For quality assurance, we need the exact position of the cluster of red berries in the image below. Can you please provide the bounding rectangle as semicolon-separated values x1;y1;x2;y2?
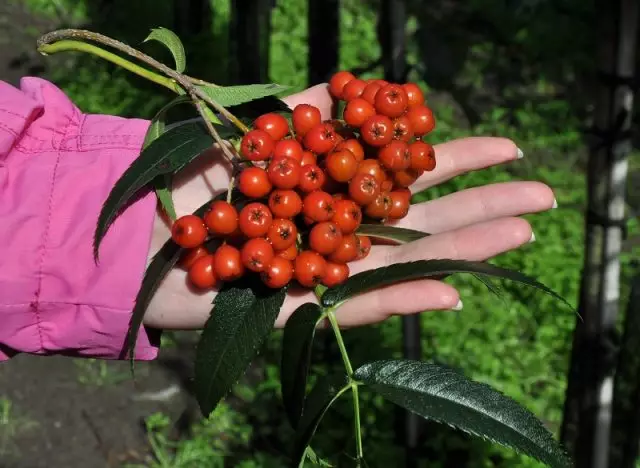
170;71;436;291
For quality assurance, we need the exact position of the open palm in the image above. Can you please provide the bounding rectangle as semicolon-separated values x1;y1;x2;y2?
142;84;556;330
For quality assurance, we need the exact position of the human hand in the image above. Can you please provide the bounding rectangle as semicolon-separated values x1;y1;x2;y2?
142;84;556;330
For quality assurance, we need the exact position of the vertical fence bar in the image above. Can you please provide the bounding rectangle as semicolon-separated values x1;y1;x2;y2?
230;0;273;84
308;0;340;85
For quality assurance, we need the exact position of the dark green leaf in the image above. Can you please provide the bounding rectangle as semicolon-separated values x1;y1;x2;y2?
144;27;186;73
143;119;165;148
302;447;333;467
198;83;290;107
119;200;212;371
281;303;325;428
154;175;177;221
356;224;429;244
195;281;286;417
94;122;238;258
230;96;293;122
321;259;570;309
292;374;349;467
354;360;572;468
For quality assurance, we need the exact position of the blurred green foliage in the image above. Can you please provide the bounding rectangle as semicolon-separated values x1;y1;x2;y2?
18;0;640;466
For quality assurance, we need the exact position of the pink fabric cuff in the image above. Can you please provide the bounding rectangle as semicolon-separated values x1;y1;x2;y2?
0;77;159;361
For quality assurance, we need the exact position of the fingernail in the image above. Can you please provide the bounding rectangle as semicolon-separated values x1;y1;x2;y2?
516;147;524;159
552;198;558;209
452;299;463;311
529;232;536;243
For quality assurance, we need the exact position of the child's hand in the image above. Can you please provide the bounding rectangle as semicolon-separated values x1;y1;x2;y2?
142;85;555;330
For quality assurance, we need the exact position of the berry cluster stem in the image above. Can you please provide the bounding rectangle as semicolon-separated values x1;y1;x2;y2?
37;29;250;135
326;308;364;461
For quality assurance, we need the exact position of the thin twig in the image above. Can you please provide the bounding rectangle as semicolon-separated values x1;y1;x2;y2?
193;100;241;169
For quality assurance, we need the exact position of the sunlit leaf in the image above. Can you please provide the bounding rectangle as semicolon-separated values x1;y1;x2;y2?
356;224;429;244
144;27;186;73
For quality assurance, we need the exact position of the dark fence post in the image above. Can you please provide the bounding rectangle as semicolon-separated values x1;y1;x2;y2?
230;0;273;84
560;0;638;466
378;1;418;467
308;0;340;85
609;267;640;467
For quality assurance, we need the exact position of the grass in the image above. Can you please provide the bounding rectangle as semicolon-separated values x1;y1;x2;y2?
0;397;37;459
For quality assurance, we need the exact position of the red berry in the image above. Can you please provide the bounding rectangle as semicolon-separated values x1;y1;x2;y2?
378;141;411;172
356;235;372;260
267;156;301;189
292;104;322;137
403;83;425;108
254;113;289;141
342;79;367;101
241;237;274;272
238;166;272;198
323;262;350;287
409;141;436;171
392;115;414;142
332;199;362;234
267;218;298;251
188;254;217;289
240;129;274;161
171;215;207;248
298;164;326;193
329;71;356;99
374;84;408;118
179;245;209;270
406;105;436;136
326;149;358;182
335;139;365;162
361;81;383;105
300;150;317;166
365;193;393;219
204;201;238;236
238;203;273;238
343;97;376;128
276;244;298;261
349;173;380;206
389;190;411;219
302;191;335;222
294;251;327;287
214;244;244;281
356;159;386;185
303;123;338;154
329;233;359;263
393;168;423;188
360;115;394;147
268;189;302;218
309;221;343;255
261;256;294;288
273;139;304;162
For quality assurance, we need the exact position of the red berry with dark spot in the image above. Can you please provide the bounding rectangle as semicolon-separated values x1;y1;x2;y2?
294;250;327;287
242;237;274;272
240;129;274;161
378;141;411;172
332;199;362;234
329;233;359;263
356;235;372;260
302;191;334;222
268;189;302;218
238;166;272;198
171;215;207;248
392;115;414;142
309;221;343;255
326;149;358;182
298;164;326;193
360;115;394;147
365;192;393;219
254;113;289;141
204;201;238;236
267;156;301;189
349;173;380;206
261;256;293;288
238;203;273;238
267;218;298;251
409;141;436;171
303;123;339;154
335;139;365;162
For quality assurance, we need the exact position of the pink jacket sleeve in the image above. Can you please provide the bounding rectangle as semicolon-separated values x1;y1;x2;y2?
0;77;160;361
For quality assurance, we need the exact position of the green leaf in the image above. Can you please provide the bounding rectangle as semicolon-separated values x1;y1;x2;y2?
302;446;333;467
197;83;290;108
194;281;287;417
356;224;429;244
321;259;570;309
144;27;186;73
354;360;572;468
143;119;165;148
93;121;238;259
292;374;350;467
154;175;177;221
119;199;212;370
281;303;325;428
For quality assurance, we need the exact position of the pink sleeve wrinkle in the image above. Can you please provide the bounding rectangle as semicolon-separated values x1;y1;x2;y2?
0;77;160;361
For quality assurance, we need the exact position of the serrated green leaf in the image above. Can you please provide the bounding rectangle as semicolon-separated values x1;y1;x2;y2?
119;199;213;371
302;446;333;467
197;83;290;108
154;175;177;221
281;303;325;428
356;224;429;244
321;259;570;309
354;360;572;468
292;374;350;467
195;281;286;417
94;121;239;259
144;27;186;73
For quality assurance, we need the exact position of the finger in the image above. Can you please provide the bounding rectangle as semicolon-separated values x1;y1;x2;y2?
393;181;556;234
412;137;522;192
282;83;334;120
